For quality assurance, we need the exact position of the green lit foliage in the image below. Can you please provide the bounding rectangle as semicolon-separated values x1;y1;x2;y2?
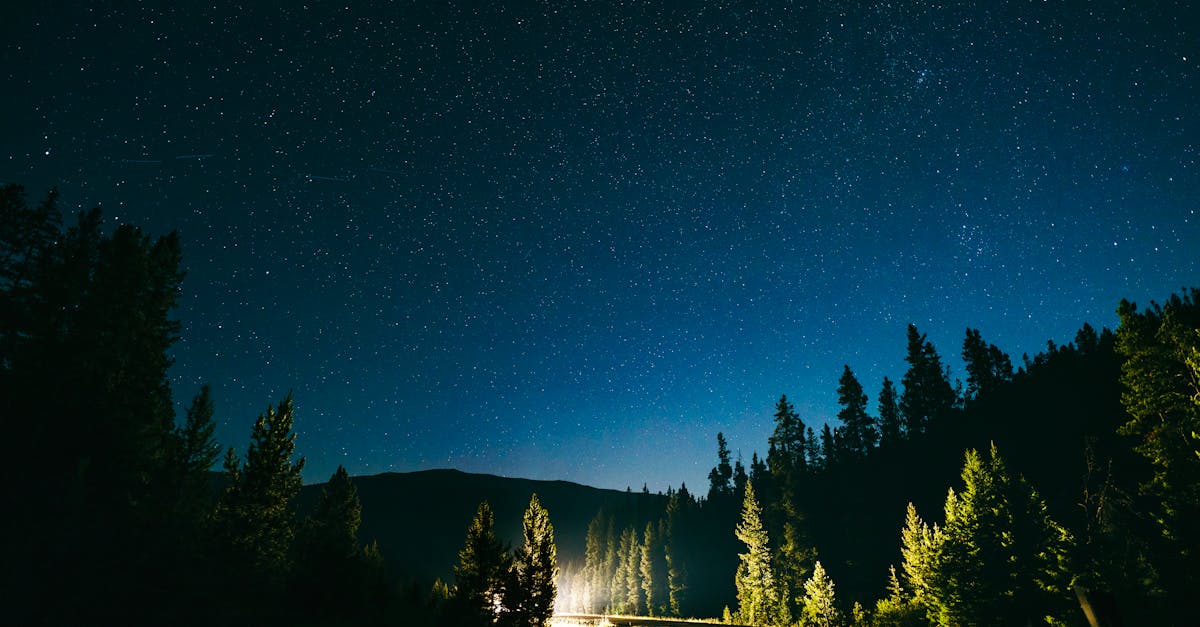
798;561;841;627
1115;290;1200;596
905;446;1073;626
870;565;924;627
504;493;559;627
214;394;306;581
734;482;787;626
616;526;643;614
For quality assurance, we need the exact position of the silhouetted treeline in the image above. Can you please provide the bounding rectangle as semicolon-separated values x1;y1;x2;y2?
1;185;432;626
7;184;1197;625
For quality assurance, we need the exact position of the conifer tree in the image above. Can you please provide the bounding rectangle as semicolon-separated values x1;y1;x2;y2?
897;502;939;609
797;561;840;627
961;328;1014;402
708;432;734;501
925;446;1072;625
734;482;786;626
733;455;749;499
750;452;767;486
214;394;306;581
165;385;221;526
818;424;836;468
1115;290;1200;601
768;394;807;481
877;377;902;447
664;488;691;616
835;365;876;457
899;324;957;435
583;512;610;613
640;521;669;616
296;465;371;617
504;494;558;627
454;501;510;625
618;526;643;614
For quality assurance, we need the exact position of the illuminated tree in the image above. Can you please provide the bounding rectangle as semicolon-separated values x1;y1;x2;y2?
734;482;787;626
618;526;643;614
454;501;510;625
925;446;1072;625
797;561;840;627
504;494;558;627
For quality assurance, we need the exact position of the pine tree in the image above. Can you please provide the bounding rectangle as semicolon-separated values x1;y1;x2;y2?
961;328;1014;402
618;526;643;614
1115;290;1200;602
750;452;767;486
898;502;939;610
872;564;924;626
584;512;610;613
926;446;1072;625
708;432;734;501
214;394;306;581
454;501;510;625
640;521;669;616
296;465;371;617
835;365;876;458
164;385;221;526
733;455;749;499
818;424;836;468
899;324;957;435
877;377;902;447
797;561;840;627
504;494;558;627
665;488;691;616
768;394;807;481
734;482;786;626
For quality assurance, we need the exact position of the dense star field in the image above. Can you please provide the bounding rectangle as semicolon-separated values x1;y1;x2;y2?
2;2;1195;491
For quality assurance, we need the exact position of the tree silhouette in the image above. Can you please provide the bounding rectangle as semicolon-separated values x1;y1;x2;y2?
453;501;510;625
836;365;876;458
214;394;306;582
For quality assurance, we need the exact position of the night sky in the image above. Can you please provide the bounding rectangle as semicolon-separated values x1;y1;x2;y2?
2;2;1196;492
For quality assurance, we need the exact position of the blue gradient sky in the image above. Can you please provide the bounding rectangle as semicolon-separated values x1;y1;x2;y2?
3;1;1196;491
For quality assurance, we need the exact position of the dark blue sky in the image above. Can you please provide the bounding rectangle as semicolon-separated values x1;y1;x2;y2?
3;1;1196;492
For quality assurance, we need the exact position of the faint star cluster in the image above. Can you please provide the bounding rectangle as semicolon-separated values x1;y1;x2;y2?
2;1;1196;491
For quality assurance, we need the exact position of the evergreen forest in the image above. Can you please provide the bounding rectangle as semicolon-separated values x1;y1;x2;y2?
4;184;1198;626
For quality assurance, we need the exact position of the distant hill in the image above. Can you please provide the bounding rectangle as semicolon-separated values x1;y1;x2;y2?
296;468;667;585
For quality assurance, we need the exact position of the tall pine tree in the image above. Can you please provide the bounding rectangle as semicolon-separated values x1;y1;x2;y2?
835;365;876;458
504;494;558;627
734;482;787;627
899;324;957;436
215;394;306;582
454;501;510;625
877;377;902;447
